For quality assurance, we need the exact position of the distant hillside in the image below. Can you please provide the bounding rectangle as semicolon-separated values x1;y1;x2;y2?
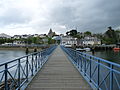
0;33;11;38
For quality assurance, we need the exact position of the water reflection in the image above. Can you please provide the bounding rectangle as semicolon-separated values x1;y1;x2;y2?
87;50;120;64
0;50;25;64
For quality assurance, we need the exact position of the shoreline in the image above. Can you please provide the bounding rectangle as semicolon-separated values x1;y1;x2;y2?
0;47;42;52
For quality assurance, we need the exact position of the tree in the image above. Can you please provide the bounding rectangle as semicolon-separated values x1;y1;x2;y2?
115;29;120;43
104;27;117;44
84;31;92;36
69;30;77;36
48;37;55;44
66;32;70;35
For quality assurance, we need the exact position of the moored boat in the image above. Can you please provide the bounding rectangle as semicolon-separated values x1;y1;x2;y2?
113;47;120;50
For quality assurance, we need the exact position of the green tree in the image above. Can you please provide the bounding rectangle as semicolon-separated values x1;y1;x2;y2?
84;31;92;36
69;30;77;37
115;30;120;43
103;27;117;44
48;37;55;44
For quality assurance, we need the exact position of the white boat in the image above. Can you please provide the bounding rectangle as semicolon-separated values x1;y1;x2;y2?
84;48;91;51
76;48;91;52
64;44;72;48
76;48;86;51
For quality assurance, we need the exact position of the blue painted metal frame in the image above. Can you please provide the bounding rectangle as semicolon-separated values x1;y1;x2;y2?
0;45;57;90
61;46;120;90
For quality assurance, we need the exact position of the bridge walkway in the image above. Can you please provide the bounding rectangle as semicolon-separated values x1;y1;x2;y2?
26;46;92;90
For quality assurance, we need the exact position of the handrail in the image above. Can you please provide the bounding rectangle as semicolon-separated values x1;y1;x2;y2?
0;45;57;90
61;46;120;90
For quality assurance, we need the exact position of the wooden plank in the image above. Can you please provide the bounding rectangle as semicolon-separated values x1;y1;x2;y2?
26;46;92;90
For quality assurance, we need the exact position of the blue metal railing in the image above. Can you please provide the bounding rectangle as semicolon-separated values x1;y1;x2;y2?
61;46;120;90
0;45;57;90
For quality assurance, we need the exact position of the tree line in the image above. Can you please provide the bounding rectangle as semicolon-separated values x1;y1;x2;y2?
0;36;56;45
66;27;120;45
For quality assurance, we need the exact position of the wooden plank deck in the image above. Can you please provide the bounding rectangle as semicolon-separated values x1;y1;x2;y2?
26;46;92;90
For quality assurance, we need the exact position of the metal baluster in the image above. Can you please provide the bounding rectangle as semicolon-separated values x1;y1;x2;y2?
38;53;40;68
97;59;100;89
81;54;83;72
18;59;21;90
5;64;8;90
84;55;86;76
40;52;43;66
35;54;37;72
89;57;92;82
31;55;34;76
26;56;28;82
78;54;79;69
110;64;113;90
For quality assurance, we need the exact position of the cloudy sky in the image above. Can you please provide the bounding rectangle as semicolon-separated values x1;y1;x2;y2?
0;0;120;36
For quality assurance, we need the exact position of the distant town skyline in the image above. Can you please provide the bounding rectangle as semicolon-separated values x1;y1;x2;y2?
0;0;120;35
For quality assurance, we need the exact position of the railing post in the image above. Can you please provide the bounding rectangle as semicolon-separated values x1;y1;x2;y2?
97;59;100;89
31;55;34;76
80;54;83;72
5;64;8;90
38;53;40;68
110;64;113;90
18;59;21;89
35;54;37;72
41;52;43;66
26;56;28;82
77;54;79;69
84;55;86;76
90;56;92;82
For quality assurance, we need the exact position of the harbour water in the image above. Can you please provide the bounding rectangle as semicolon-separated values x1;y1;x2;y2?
0;49;120;65
87;50;120;64
0;50;25;64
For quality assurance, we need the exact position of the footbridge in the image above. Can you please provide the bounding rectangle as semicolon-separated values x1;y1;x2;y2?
0;45;120;90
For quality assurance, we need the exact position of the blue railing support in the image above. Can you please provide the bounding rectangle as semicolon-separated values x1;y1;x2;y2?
31;55;34;76
0;45;57;90
18;59;21;90
97;60;100;90
35;55;37;72
89;57;92;82
26;56;29;82
110;64;113;90
5;64;8;90
84;55;86;76
61;46;120;90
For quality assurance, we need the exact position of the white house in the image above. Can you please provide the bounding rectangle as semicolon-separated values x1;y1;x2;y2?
52;35;61;41
13;40;25;45
13;35;21;39
61;36;77;46
81;36;101;45
39;34;47;38
21;35;29;39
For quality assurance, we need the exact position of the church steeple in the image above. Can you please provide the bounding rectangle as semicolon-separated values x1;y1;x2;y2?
48;28;56;37
48;28;53;35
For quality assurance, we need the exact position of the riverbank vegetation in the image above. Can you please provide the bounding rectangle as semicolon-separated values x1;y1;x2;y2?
66;27;120;45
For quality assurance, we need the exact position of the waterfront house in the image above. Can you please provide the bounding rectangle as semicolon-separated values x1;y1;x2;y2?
13;40;25;45
21;34;30;39
52;35;61;41
61;36;77;46
39;34;47;38
81;36;101;45
13;35;21;39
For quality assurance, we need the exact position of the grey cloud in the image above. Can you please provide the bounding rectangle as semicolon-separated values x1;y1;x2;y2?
49;0;120;33
0;0;120;35
0;8;31;26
